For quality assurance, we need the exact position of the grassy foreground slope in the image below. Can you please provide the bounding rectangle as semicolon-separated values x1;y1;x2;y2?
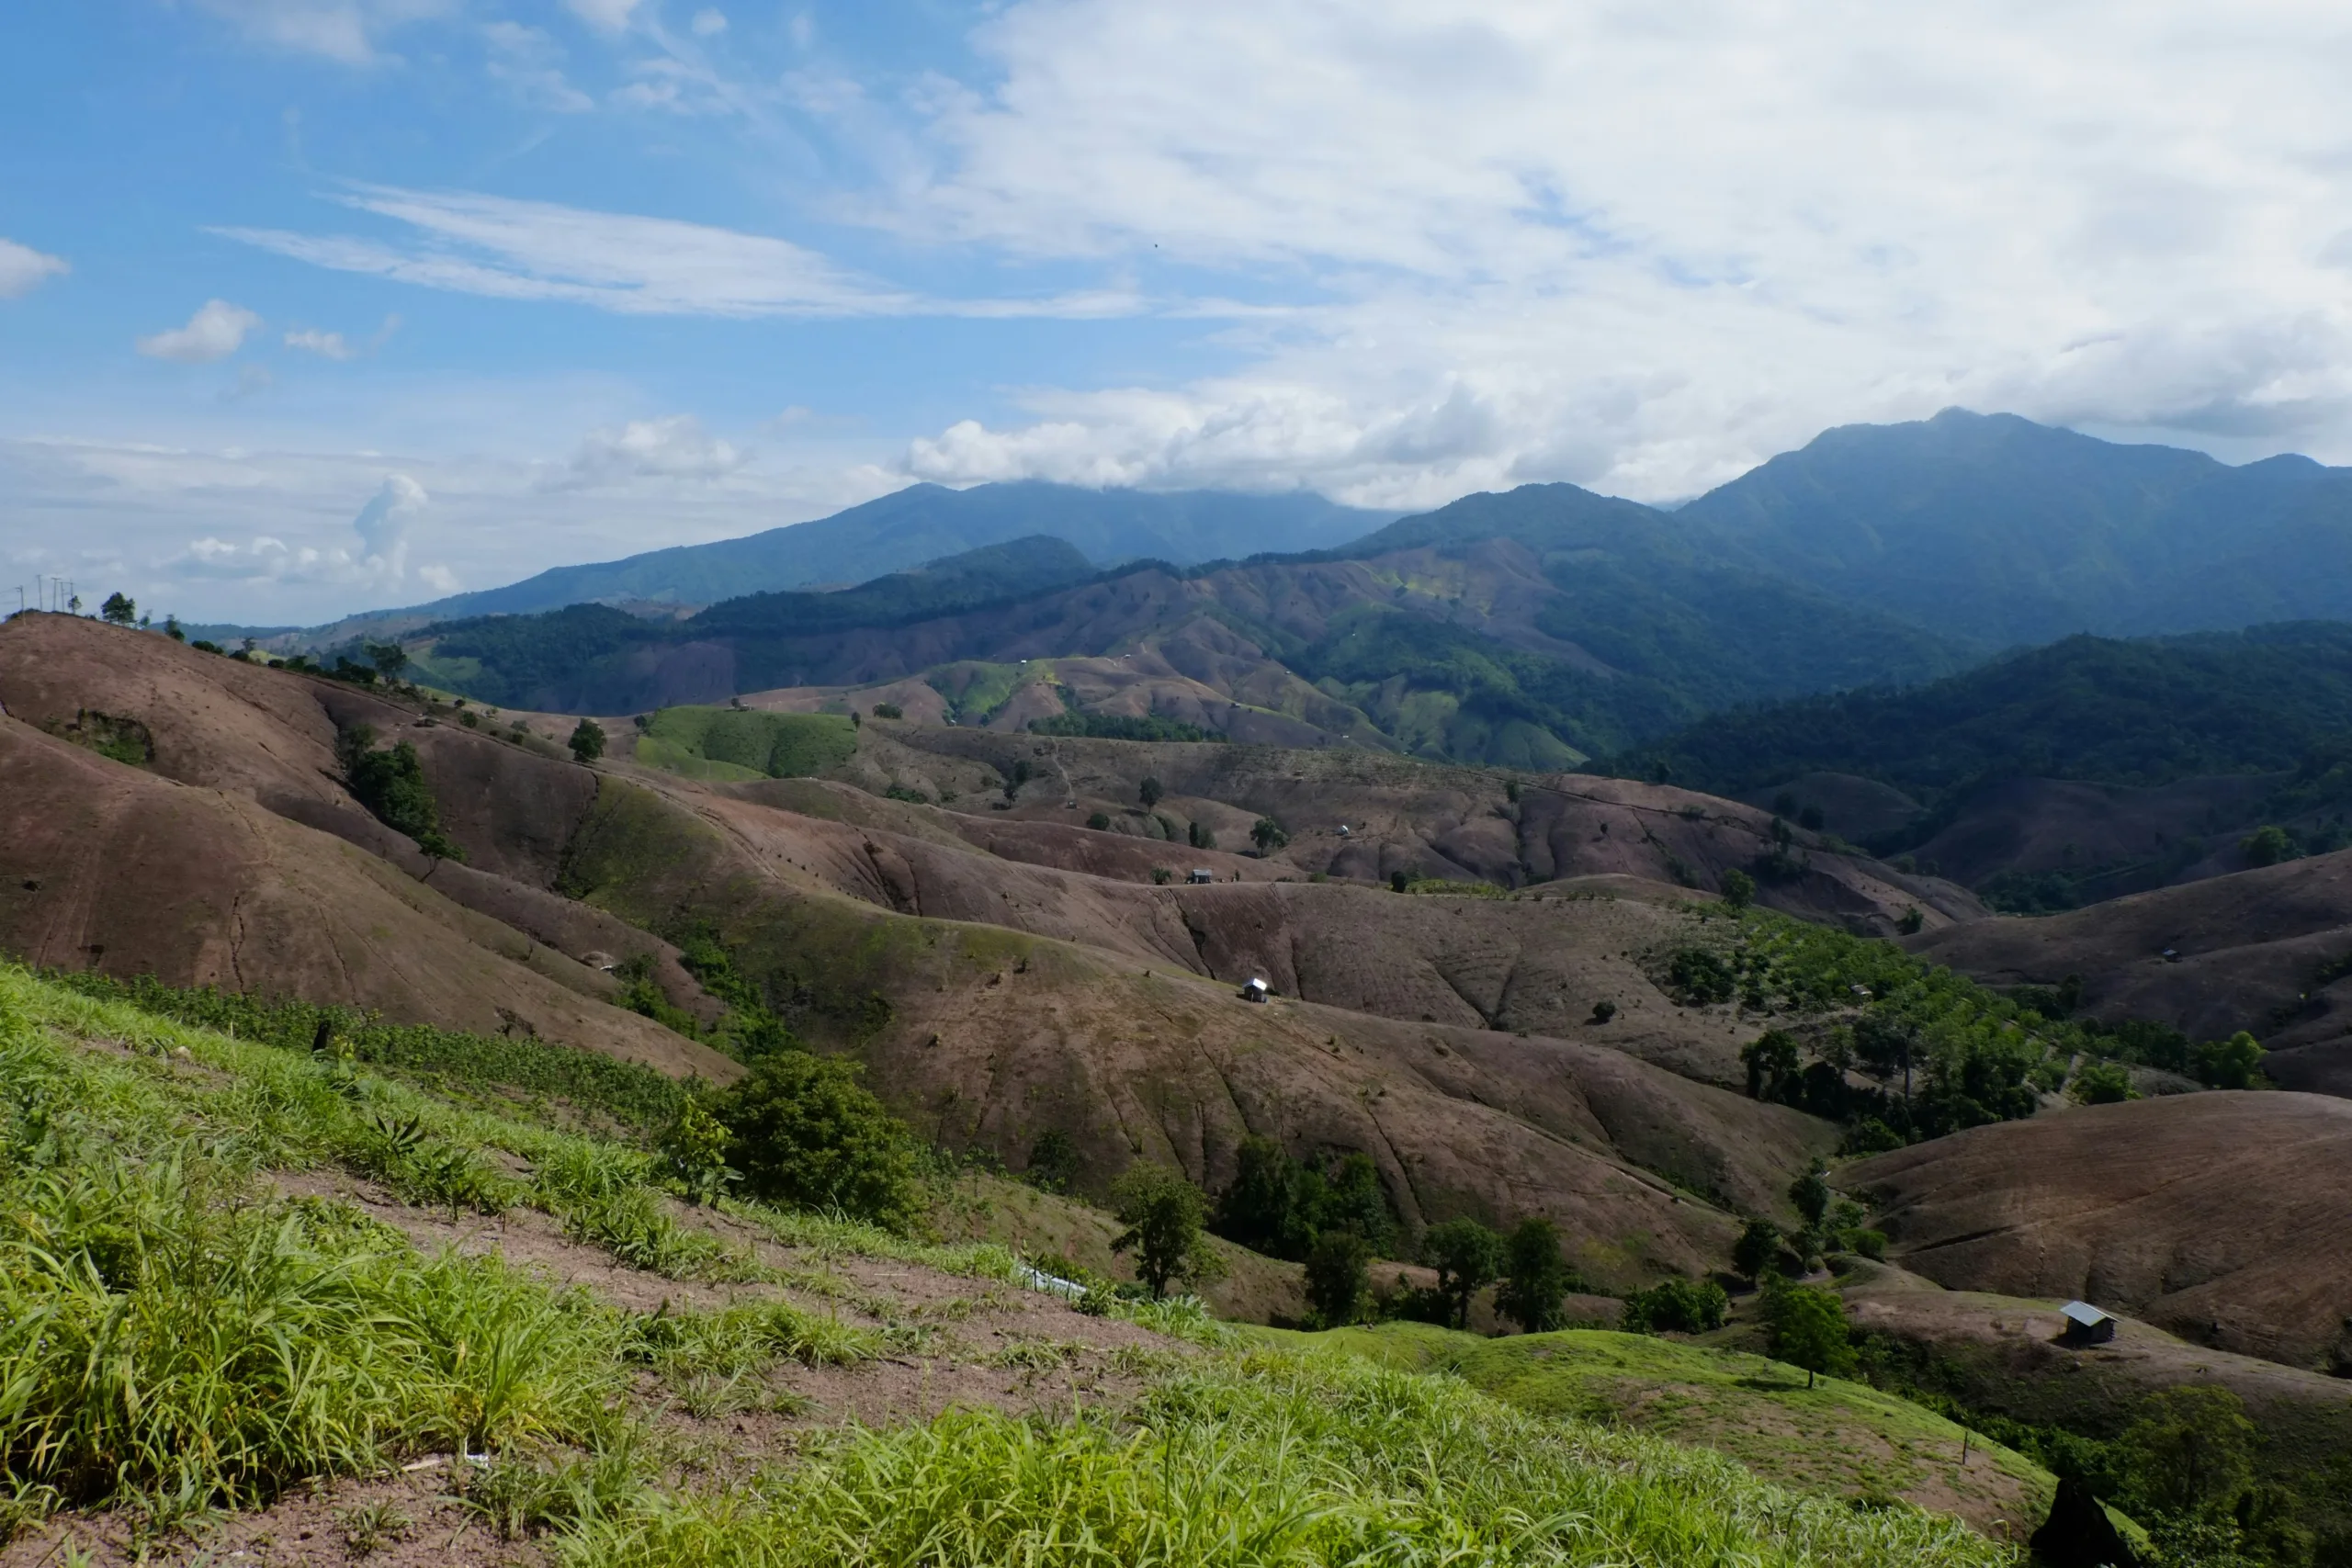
1285;1321;2052;1534
0;962;2013;1567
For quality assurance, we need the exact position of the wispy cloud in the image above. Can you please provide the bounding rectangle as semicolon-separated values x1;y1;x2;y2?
187;0;456;66
0;238;69;299
215;185;1145;320
137;300;263;364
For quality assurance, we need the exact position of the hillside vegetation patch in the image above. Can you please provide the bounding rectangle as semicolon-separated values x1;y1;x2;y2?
637;707;858;782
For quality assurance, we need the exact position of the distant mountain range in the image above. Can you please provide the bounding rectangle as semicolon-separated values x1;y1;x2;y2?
207;409;2352;769
194;483;1397;649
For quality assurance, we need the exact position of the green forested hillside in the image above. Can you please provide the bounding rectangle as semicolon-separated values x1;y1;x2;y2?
1678;408;2352;645
413;536;1094;710
1615;622;2352;800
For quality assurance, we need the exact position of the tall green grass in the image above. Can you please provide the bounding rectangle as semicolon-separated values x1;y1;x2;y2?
0;1012;627;1516
556;1351;2015;1568
41;968;689;1131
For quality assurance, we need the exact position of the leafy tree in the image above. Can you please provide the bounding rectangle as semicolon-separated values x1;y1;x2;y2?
1216;1135;1305;1258
1894;906;1925;935
1023;1129;1080;1193
1733;1218;1783;1282
1741;1029;1800;1100
1494;1216;1577;1333
713;1052;921;1230
2119;1385;2257;1518
569;717;607;763
1314;1153;1396;1257
1421;1216;1504;1330
1763;1279;1856;1387
1250;818;1289;852
1138;775;1164;807
871;702;902;719
2069;1059;2139;1104
1391;871;1411;893
1620;1277;1729;1334
1589;999;1617;1024
2241;825;2295;867
1721;867;1756;909
1788;1160;1831;1229
1188;820;1216;851
2194;1032;2266;1090
1303;1228;1371;1327
366;641;410;681
1087;812;1111;830
164;615;185;642
1110;1163;1225;1299
99;592;136;626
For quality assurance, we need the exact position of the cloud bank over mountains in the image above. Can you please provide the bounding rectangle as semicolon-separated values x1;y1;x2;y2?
17;0;2352;620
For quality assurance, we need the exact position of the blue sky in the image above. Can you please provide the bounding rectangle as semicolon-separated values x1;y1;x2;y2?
8;1;2352;624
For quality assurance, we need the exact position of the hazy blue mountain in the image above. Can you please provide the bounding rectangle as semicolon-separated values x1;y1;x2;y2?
1676;408;2352;645
393;482;1394;624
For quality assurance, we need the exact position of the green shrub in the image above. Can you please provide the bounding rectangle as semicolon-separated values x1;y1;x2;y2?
2069;1059;2139;1104
712;1053;920;1230
335;725;465;862
1621;1277;1729;1334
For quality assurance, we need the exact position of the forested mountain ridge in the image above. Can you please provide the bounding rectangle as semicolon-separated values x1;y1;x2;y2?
1615;621;2352;803
1679;408;2352;645
406;522;1973;764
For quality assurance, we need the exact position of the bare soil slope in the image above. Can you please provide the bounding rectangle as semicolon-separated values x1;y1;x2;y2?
1841;1093;2352;1370
846;725;1984;935
1909;851;2352;1093
0;717;730;1079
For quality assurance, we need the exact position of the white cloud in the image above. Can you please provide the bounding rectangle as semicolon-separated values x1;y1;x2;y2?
0;239;69;299
881;0;2352;500
353;473;428;565
137;300;263;365
481;20;594;112
187;0;456;65
0;427;907;625
556;415;747;487
216;186;1144;320
691;8;728;37
564;0;640;34
284;328;355;360
220;186;915;318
